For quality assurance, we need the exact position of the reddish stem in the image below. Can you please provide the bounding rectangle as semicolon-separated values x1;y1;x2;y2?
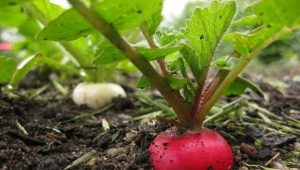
202;72;225;104
157;59;169;76
191;70;208;116
140;24;169;76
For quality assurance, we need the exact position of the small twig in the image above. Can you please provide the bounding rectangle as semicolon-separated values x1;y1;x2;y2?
29;85;49;98
15;120;28;135
64;149;97;170
50;75;68;96
280;112;300;124
6;130;45;146
282;161;300;168
136;92;175;117
60;104;113;124
204;97;246;124
133;111;162;121
265;152;280;166
248;103;281;120
248;103;300;128
243;162;276;170
133;107;157;117
244;116;300;135
101;118;110;131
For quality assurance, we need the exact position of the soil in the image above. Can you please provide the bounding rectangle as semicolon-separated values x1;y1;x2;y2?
0;76;299;170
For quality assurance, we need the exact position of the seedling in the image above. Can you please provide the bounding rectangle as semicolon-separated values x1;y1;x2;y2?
1;0;300;169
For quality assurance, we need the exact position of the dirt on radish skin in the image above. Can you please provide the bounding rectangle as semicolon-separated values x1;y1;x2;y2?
149;127;233;170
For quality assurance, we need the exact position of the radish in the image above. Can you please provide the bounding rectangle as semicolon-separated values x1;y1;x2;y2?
72;82;126;109
149;127;233;170
0;43;12;51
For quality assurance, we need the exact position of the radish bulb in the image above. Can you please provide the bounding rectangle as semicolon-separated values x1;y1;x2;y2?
72;83;126;109
149;127;233;170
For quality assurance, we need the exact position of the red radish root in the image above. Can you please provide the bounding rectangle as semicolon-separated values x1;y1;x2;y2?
149;127;233;170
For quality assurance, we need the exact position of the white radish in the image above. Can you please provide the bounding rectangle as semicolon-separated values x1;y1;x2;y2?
72;83;126;109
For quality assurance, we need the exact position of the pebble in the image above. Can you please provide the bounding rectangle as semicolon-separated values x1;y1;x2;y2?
125;132;138;142
86;156;98;166
106;147;125;157
271;161;289;170
240;143;258;158
238;166;249;170
294;142;300;152
241;154;248;159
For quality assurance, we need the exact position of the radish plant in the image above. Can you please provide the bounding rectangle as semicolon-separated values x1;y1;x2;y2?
0;0;130;109
1;0;300;169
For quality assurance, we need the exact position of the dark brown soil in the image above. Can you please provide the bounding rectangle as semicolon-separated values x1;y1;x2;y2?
0;80;299;170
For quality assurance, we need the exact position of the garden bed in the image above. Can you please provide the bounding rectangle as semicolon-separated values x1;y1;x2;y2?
0;79;299;170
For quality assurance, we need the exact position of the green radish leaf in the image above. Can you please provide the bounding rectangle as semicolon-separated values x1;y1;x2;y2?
93;41;125;65
225;77;264;97
137;76;151;89
0;56;16;84
262;77;288;94
137;45;183;61
94;43;183;64
232;15;259;27
32;0;64;20
116;60;137;73
38;0;162;41
225;26;279;56
18;18;41;38
217;69;264;97
155;29;182;46
9;54;42;88
165;76;187;90
183;1;236;82
38;9;92;41
137;75;188;90
167;57;196;101
225;0;300;56
0;0;29;6
145;11;163;35
0;6;27;27
249;0;300;26
92;0;162;31
211;58;228;68
167;57;184;73
9;53;79;88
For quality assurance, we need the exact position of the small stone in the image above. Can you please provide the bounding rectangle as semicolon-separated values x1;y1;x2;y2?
86;156;98;166
234;155;242;162
125;132;138;142
238;166;249;170
106;147;125;157
271;161;289;170
242;154;248;159
294;142;300;151
115;154;127;161
240;143;258;158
